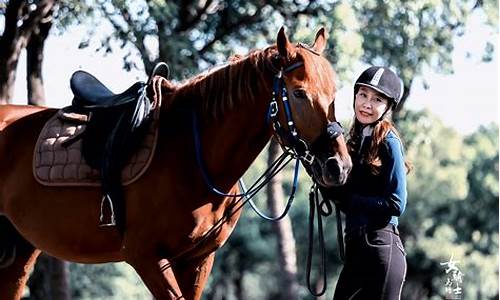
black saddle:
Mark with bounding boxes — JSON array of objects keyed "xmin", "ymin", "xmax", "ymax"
[
  {"xmin": 70, "ymin": 71, "xmax": 144, "ymax": 108},
  {"xmin": 62, "ymin": 63, "xmax": 169, "ymax": 227},
  {"xmin": 65, "ymin": 70, "xmax": 155, "ymax": 227}
]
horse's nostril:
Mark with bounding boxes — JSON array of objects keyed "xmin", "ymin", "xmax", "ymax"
[{"xmin": 326, "ymin": 158, "xmax": 341, "ymax": 178}]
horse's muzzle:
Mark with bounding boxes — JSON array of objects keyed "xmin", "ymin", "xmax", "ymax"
[
  {"xmin": 307, "ymin": 154, "xmax": 350, "ymax": 187},
  {"xmin": 323, "ymin": 156, "xmax": 351, "ymax": 186}
]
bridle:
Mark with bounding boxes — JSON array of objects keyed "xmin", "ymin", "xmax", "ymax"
[
  {"xmin": 266, "ymin": 57, "xmax": 345, "ymax": 173},
  {"xmin": 267, "ymin": 61, "xmax": 316, "ymax": 166}
]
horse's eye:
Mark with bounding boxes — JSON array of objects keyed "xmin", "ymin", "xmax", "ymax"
[{"xmin": 293, "ymin": 89, "xmax": 307, "ymax": 99}]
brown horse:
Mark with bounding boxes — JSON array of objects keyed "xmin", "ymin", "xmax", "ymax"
[{"xmin": 0, "ymin": 28, "xmax": 351, "ymax": 299}]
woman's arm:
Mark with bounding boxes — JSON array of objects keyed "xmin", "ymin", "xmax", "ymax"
[{"xmin": 348, "ymin": 136, "xmax": 407, "ymax": 216}]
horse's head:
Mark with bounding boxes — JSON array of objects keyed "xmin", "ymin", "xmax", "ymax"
[{"xmin": 269, "ymin": 27, "xmax": 352, "ymax": 187}]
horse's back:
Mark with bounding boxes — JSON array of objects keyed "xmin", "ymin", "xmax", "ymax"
[
  {"xmin": 0, "ymin": 105, "xmax": 55, "ymax": 169},
  {"xmin": 0, "ymin": 104, "xmax": 48, "ymax": 131}
]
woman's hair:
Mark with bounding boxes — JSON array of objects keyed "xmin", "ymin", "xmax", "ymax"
[{"xmin": 347, "ymin": 114, "xmax": 412, "ymax": 175}]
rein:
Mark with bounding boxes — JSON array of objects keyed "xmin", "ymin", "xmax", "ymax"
[
  {"xmin": 159, "ymin": 149, "xmax": 294, "ymax": 272},
  {"xmin": 305, "ymin": 183, "xmax": 346, "ymax": 297},
  {"xmin": 241, "ymin": 158, "xmax": 300, "ymax": 221}
]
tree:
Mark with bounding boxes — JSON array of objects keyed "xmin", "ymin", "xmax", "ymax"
[
  {"xmin": 60, "ymin": 1, "xmax": 494, "ymax": 110},
  {"xmin": 26, "ymin": 4, "xmax": 54, "ymax": 105},
  {"xmin": 28, "ymin": 253, "xmax": 71, "ymax": 300},
  {"xmin": 0, "ymin": 0, "xmax": 57, "ymax": 104},
  {"xmin": 56, "ymin": 1, "xmax": 364, "ymax": 78},
  {"xmin": 266, "ymin": 139, "xmax": 300, "ymax": 300}
]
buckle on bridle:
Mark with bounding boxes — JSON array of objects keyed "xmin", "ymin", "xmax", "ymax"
[
  {"xmin": 275, "ymin": 69, "xmax": 283, "ymax": 79},
  {"xmin": 292, "ymin": 139, "xmax": 315, "ymax": 165},
  {"xmin": 300, "ymin": 151, "xmax": 315, "ymax": 165},
  {"xmin": 269, "ymin": 101, "xmax": 278, "ymax": 117}
]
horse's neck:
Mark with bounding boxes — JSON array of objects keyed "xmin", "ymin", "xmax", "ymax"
[{"xmin": 200, "ymin": 81, "xmax": 273, "ymax": 192}]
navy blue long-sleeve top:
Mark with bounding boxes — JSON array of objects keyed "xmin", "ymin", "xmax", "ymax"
[{"xmin": 337, "ymin": 128, "xmax": 407, "ymax": 230}]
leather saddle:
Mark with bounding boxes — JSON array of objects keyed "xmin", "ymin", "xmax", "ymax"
[
  {"xmin": 58, "ymin": 63, "xmax": 170, "ymax": 227},
  {"xmin": 68, "ymin": 70, "xmax": 153, "ymax": 170},
  {"xmin": 71, "ymin": 71, "xmax": 145, "ymax": 107},
  {"xmin": 63, "ymin": 70, "xmax": 155, "ymax": 227}
]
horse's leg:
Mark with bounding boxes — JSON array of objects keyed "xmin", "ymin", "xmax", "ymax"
[
  {"xmin": 174, "ymin": 253, "xmax": 215, "ymax": 300},
  {"xmin": 0, "ymin": 234, "xmax": 40, "ymax": 300},
  {"xmin": 129, "ymin": 256, "xmax": 185, "ymax": 299}
]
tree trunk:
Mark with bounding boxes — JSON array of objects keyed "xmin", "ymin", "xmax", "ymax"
[
  {"xmin": 27, "ymin": 254, "xmax": 51, "ymax": 299},
  {"xmin": 27, "ymin": 13, "xmax": 53, "ymax": 105},
  {"xmin": 266, "ymin": 139, "xmax": 300, "ymax": 300},
  {"xmin": 234, "ymin": 262, "xmax": 244, "ymax": 300},
  {"xmin": 0, "ymin": 0, "xmax": 57, "ymax": 104},
  {"xmin": 50, "ymin": 257, "xmax": 71, "ymax": 300},
  {"xmin": 0, "ymin": 38, "xmax": 25, "ymax": 104},
  {"xmin": 28, "ymin": 253, "xmax": 71, "ymax": 300}
]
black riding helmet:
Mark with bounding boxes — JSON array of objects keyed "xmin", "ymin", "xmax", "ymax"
[{"xmin": 354, "ymin": 66, "xmax": 403, "ymax": 108}]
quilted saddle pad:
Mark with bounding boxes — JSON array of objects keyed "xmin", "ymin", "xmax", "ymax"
[{"xmin": 33, "ymin": 106, "xmax": 159, "ymax": 187}]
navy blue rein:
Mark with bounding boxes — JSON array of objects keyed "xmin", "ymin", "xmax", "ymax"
[{"xmin": 192, "ymin": 106, "xmax": 296, "ymax": 199}]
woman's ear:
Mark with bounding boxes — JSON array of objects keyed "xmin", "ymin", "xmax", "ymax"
[{"xmin": 311, "ymin": 27, "xmax": 327, "ymax": 54}]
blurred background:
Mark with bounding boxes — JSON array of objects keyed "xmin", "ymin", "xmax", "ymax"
[{"xmin": 0, "ymin": 0, "xmax": 498, "ymax": 299}]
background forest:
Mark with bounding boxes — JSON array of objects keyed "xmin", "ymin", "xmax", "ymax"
[{"xmin": 0, "ymin": 0, "xmax": 498, "ymax": 299}]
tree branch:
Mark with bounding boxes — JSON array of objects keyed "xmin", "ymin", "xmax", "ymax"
[
  {"xmin": 199, "ymin": 6, "xmax": 264, "ymax": 55},
  {"xmin": 18, "ymin": 0, "xmax": 57, "ymax": 38},
  {"xmin": 177, "ymin": 0, "xmax": 214, "ymax": 32},
  {"xmin": 100, "ymin": 2, "xmax": 153, "ymax": 72}
]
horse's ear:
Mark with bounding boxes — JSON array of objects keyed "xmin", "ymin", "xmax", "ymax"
[
  {"xmin": 312, "ymin": 27, "xmax": 327, "ymax": 54},
  {"xmin": 277, "ymin": 26, "xmax": 294, "ymax": 60}
]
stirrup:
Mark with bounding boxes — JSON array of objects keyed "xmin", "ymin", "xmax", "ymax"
[{"xmin": 99, "ymin": 194, "xmax": 116, "ymax": 227}]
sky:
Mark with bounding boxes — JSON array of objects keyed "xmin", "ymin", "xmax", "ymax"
[{"xmin": 11, "ymin": 10, "xmax": 498, "ymax": 135}]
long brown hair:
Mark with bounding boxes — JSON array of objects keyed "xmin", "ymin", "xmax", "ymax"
[{"xmin": 347, "ymin": 116, "xmax": 412, "ymax": 175}]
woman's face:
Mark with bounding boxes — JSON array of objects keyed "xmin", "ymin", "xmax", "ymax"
[{"xmin": 354, "ymin": 86, "xmax": 390, "ymax": 125}]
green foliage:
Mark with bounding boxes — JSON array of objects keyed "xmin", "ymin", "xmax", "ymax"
[
  {"xmin": 45, "ymin": 0, "xmax": 496, "ymax": 114},
  {"xmin": 397, "ymin": 110, "xmax": 498, "ymax": 299},
  {"xmin": 352, "ymin": 0, "xmax": 472, "ymax": 83}
]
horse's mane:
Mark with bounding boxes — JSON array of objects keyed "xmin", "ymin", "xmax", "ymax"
[
  {"xmin": 156, "ymin": 43, "xmax": 335, "ymax": 121},
  {"xmin": 165, "ymin": 48, "xmax": 274, "ymax": 120}
]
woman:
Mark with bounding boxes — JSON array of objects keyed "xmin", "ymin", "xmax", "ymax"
[{"xmin": 326, "ymin": 66, "xmax": 410, "ymax": 300}]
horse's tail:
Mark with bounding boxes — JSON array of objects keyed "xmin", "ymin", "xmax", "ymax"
[{"xmin": 0, "ymin": 216, "xmax": 17, "ymax": 268}]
